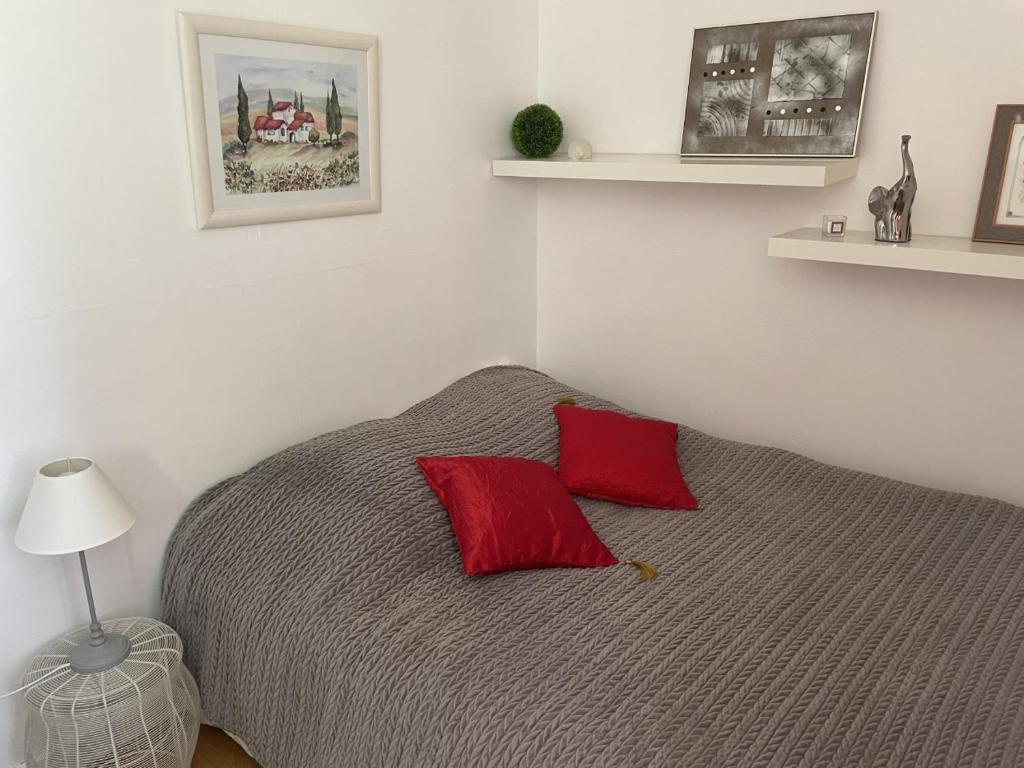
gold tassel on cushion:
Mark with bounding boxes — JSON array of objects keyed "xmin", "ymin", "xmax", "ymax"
[
  {"xmin": 556, "ymin": 396, "xmax": 577, "ymax": 405},
  {"xmin": 623, "ymin": 560, "xmax": 659, "ymax": 582}
]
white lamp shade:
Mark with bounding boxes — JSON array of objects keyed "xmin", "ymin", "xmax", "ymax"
[{"xmin": 15, "ymin": 458, "xmax": 136, "ymax": 555}]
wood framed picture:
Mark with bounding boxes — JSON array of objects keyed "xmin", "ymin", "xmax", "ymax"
[
  {"xmin": 680, "ymin": 12, "xmax": 877, "ymax": 157},
  {"xmin": 177, "ymin": 13, "xmax": 381, "ymax": 230},
  {"xmin": 974, "ymin": 105, "xmax": 1024, "ymax": 245}
]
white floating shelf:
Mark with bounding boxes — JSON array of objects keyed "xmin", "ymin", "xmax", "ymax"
[
  {"xmin": 492, "ymin": 153, "xmax": 858, "ymax": 187},
  {"xmin": 769, "ymin": 228, "xmax": 1024, "ymax": 280}
]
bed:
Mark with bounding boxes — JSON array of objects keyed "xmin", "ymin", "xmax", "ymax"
[{"xmin": 162, "ymin": 366, "xmax": 1024, "ymax": 767}]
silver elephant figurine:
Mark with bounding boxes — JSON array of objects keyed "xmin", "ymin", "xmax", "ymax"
[{"xmin": 868, "ymin": 135, "xmax": 917, "ymax": 243}]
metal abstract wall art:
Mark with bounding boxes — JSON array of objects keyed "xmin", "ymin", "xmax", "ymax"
[{"xmin": 681, "ymin": 12, "xmax": 877, "ymax": 157}]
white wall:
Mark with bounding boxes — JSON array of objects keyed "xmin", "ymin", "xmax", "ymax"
[
  {"xmin": 0, "ymin": 1, "xmax": 537, "ymax": 762},
  {"xmin": 537, "ymin": 0, "xmax": 1024, "ymax": 506}
]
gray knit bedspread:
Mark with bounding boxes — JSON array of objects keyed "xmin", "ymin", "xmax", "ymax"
[{"xmin": 162, "ymin": 366, "xmax": 1024, "ymax": 767}]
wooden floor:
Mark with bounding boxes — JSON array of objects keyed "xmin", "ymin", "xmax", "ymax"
[{"xmin": 193, "ymin": 725, "xmax": 261, "ymax": 768}]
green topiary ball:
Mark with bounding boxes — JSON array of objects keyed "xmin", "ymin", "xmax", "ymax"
[{"xmin": 511, "ymin": 104, "xmax": 564, "ymax": 158}]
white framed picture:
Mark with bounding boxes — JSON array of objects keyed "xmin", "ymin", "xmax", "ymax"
[{"xmin": 177, "ymin": 13, "xmax": 381, "ymax": 229}]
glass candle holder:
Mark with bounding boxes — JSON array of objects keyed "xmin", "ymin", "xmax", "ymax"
[{"xmin": 822, "ymin": 215, "xmax": 847, "ymax": 238}]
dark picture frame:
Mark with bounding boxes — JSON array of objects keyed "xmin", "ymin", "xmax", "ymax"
[
  {"xmin": 973, "ymin": 105, "xmax": 1024, "ymax": 245},
  {"xmin": 680, "ymin": 12, "xmax": 877, "ymax": 157}
]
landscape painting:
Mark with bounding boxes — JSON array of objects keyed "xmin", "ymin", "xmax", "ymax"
[
  {"xmin": 216, "ymin": 53, "xmax": 361, "ymax": 195},
  {"xmin": 178, "ymin": 13, "xmax": 380, "ymax": 229}
]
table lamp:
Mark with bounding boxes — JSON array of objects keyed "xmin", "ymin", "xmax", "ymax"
[{"xmin": 15, "ymin": 457, "xmax": 136, "ymax": 674}]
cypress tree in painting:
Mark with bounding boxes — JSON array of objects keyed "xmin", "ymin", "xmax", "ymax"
[
  {"xmin": 299, "ymin": 92, "xmax": 304, "ymax": 112},
  {"xmin": 293, "ymin": 90, "xmax": 300, "ymax": 108},
  {"xmin": 327, "ymin": 78, "xmax": 341, "ymax": 142},
  {"xmin": 236, "ymin": 75, "xmax": 251, "ymax": 153},
  {"xmin": 326, "ymin": 86, "xmax": 335, "ymax": 141},
  {"xmin": 266, "ymin": 89, "xmax": 273, "ymax": 116},
  {"xmin": 325, "ymin": 90, "xmax": 332, "ymax": 140}
]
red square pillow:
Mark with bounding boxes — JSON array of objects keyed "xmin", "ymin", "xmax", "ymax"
[
  {"xmin": 554, "ymin": 404, "xmax": 698, "ymax": 510},
  {"xmin": 416, "ymin": 456, "xmax": 618, "ymax": 575}
]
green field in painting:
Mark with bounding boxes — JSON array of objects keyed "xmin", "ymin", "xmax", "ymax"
[
  {"xmin": 218, "ymin": 113, "xmax": 359, "ymax": 169},
  {"xmin": 218, "ymin": 109, "xmax": 361, "ymax": 194}
]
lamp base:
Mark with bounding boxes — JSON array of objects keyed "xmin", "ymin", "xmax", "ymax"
[{"xmin": 70, "ymin": 633, "xmax": 131, "ymax": 674}]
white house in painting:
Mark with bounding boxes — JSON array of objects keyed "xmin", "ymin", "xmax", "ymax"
[
  {"xmin": 254, "ymin": 101, "xmax": 315, "ymax": 144},
  {"xmin": 288, "ymin": 112, "xmax": 315, "ymax": 142},
  {"xmin": 253, "ymin": 116, "xmax": 286, "ymax": 142},
  {"xmin": 271, "ymin": 101, "xmax": 296, "ymax": 125}
]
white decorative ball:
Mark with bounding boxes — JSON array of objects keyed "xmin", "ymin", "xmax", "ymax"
[{"xmin": 567, "ymin": 139, "xmax": 593, "ymax": 161}]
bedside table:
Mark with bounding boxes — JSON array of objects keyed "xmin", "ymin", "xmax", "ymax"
[{"xmin": 21, "ymin": 617, "xmax": 201, "ymax": 768}]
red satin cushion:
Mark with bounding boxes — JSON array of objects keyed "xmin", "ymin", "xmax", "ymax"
[
  {"xmin": 416, "ymin": 456, "xmax": 618, "ymax": 575},
  {"xmin": 554, "ymin": 404, "xmax": 699, "ymax": 510}
]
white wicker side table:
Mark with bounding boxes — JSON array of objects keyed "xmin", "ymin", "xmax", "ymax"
[{"xmin": 21, "ymin": 617, "xmax": 200, "ymax": 768}]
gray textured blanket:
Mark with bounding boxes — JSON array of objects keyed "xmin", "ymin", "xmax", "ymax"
[{"xmin": 162, "ymin": 366, "xmax": 1024, "ymax": 767}]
